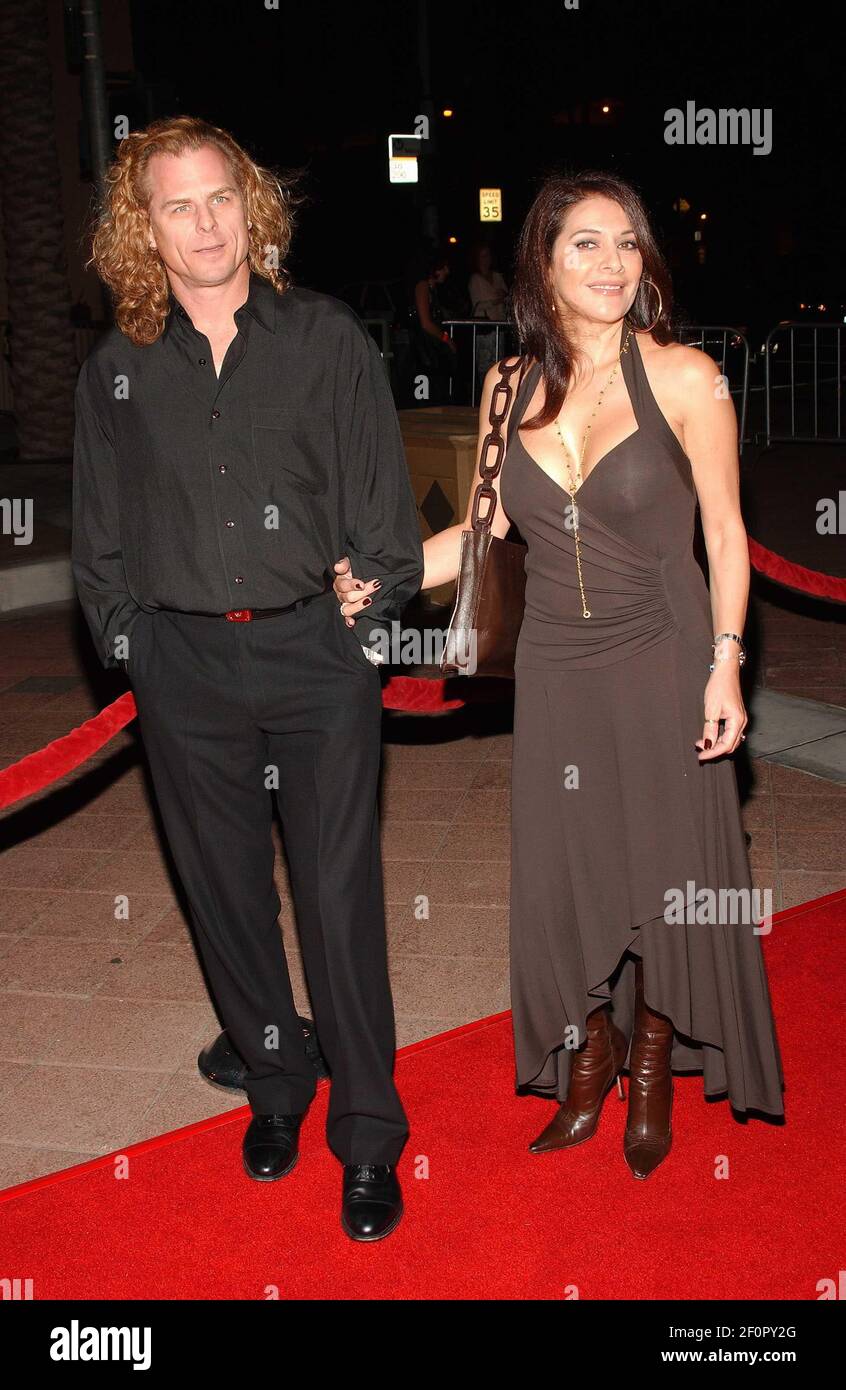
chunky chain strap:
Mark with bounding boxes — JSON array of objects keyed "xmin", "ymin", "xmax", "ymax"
[{"xmin": 469, "ymin": 356, "xmax": 527, "ymax": 533}]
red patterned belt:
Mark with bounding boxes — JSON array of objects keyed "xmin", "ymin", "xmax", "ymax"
[
  {"xmin": 175, "ymin": 592, "xmax": 327, "ymax": 622},
  {"xmin": 223, "ymin": 608, "xmax": 288, "ymax": 622}
]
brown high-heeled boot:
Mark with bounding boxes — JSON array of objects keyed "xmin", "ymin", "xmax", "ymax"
[
  {"xmin": 623, "ymin": 958, "xmax": 674, "ymax": 1179},
  {"xmin": 528, "ymin": 1004, "xmax": 627, "ymax": 1153}
]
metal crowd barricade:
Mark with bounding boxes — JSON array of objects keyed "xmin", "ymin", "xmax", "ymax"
[
  {"xmin": 444, "ymin": 320, "xmax": 752, "ymax": 449},
  {"xmin": 764, "ymin": 321, "xmax": 844, "ymax": 445},
  {"xmin": 442, "ymin": 320, "xmax": 519, "ymax": 406},
  {"xmin": 361, "ymin": 316, "xmax": 393, "ymax": 366}
]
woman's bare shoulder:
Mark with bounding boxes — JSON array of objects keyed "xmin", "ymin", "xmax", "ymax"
[
  {"xmin": 489, "ymin": 352, "xmax": 525, "ymax": 371},
  {"xmin": 481, "ymin": 353, "xmax": 530, "ymax": 393},
  {"xmin": 636, "ymin": 334, "xmax": 724, "ymax": 414},
  {"xmin": 638, "ymin": 334, "xmax": 719, "ymax": 381}
]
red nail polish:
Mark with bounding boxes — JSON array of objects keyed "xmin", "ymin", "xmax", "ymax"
[
  {"xmin": 704, "ymin": 738, "xmax": 712, "ymax": 749},
  {"xmin": 363, "ymin": 597, "xmax": 372, "ymax": 606}
]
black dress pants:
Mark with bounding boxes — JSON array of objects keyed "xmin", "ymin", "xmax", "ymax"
[{"xmin": 127, "ymin": 589, "xmax": 408, "ymax": 1166}]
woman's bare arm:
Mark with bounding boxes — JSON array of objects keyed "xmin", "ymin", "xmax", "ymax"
[
  {"xmin": 414, "ymin": 279, "xmax": 443, "ymax": 340},
  {"xmin": 675, "ymin": 346, "xmax": 750, "ymax": 760}
]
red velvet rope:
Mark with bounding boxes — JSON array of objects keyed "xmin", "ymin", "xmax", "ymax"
[
  {"xmin": 0, "ymin": 679, "xmax": 464, "ymax": 811},
  {"xmin": 1, "ymin": 538, "xmax": 842, "ymax": 813},
  {"xmin": 748, "ymin": 537, "xmax": 846, "ymax": 604},
  {"xmin": 381, "ymin": 674, "xmax": 465, "ymax": 713},
  {"xmin": 0, "ymin": 692, "xmax": 138, "ymax": 810}
]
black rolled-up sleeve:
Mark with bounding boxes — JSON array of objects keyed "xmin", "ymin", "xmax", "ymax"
[
  {"xmin": 71, "ymin": 359, "xmax": 143, "ymax": 670},
  {"xmin": 339, "ymin": 326, "xmax": 423, "ymax": 649}
]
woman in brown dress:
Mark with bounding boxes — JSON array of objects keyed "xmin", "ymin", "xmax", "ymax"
[{"xmin": 334, "ymin": 171, "xmax": 785, "ymax": 1178}]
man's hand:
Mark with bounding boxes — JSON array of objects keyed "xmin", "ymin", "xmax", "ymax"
[{"xmin": 332, "ymin": 556, "xmax": 382, "ymax": 627}]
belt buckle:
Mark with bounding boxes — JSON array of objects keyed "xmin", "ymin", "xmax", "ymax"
[{"xmin": 225, "ymin": 609, "xmax": 253, "ymax": 622}]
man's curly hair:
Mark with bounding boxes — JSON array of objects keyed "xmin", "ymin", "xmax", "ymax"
[{"xmin": 89, "ymin": 116, "xmax": 302, "ymax": 346}]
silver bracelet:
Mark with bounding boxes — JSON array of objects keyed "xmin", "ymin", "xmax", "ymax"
[{"xmin": 710, "ymin": 632, "xmax": 746, "ymax": 671}]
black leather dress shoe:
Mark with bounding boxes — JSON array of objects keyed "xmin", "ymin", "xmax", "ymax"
[
  {"xmin": 341, "ymin": 1164, "xmax": 403, "ymax": 1241},
  {"xmin": 242, "ymin": 1113, "xmax": 304, "ymax": 1181},
  {"xmin": 198, "ymin": 1020, "xmax": 329, "ymax": 1091}
]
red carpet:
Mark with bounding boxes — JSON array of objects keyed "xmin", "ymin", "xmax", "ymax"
[{"xmin": 2, "ymin": 890, "xmax": 844, "ymax": 1301}]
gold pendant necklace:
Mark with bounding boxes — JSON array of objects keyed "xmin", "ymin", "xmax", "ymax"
[{"xmin": 554, "ymin": 326, "xmax": 633, "ymax": 618}]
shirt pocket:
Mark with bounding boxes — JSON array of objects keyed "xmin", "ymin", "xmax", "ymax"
[{"xmin": 250, "ymin": 406, "xmax": 332, "ymax": 496}]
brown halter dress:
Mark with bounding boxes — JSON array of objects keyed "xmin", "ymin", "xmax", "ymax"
[{"xmin": 499, "ymin": 331, "xmax": 785, "ymax": 1116}]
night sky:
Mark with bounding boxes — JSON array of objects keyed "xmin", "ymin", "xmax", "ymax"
[{"xmin": 127, "ymin": 0, "xmax": 842, "ymax": 335}]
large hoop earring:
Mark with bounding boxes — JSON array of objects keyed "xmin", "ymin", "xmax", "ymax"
[{"xmin": 629, "ymin": 276, "xmax": 663, "ymax": 334}]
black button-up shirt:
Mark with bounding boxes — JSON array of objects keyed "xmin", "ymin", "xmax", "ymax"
[{"xmin": 71, "ymin": 272, "xmax": 423, "ymax": 668}]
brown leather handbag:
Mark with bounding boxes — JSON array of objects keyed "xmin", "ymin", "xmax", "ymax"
[{"xmin": 440, "ymin": 355, "xmax": 528, "ymax": 678}]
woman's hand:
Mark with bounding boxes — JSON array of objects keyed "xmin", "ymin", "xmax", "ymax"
[
  {"xmin": 695, "ymin": 665, "xmax": 748, "ymax": 760},
  {"xmin": 332, "ymin": 556, "xmax": 381, "ymax": 627}
]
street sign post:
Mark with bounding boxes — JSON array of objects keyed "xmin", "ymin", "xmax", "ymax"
[
  {"xmin": 479, "ymin": 188, "xmax": 503, "ymax": 222},
  {"xmin": 388, "ymin": 133, "xmax": 431, "ymax": 184}
]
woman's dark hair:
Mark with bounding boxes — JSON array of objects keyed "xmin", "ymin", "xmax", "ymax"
[
  {"xmin": 418, "ymin": 243, "xmax": 451, "ymax": 279},
  {"xmin": 512, "ymin": 170, "xmax": 674, "ymax": 428}
]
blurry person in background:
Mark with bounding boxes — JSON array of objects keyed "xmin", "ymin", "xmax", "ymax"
[
  {"xmin": 407, "ymin": 244, "xmax": 457, "ymax": 405},
  {"xmin": 468, "ymin": 240, "xmax": 510, "ymax": 393}
]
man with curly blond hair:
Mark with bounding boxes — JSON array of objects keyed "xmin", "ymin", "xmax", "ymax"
[{"xmin": 72, "ymin": 117, "xmax": 423, "ymax": 1242}]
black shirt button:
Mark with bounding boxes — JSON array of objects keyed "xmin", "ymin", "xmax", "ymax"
[
  {"xmin": 199, "ymin": 357, "xmax": 207, "ymax": 366},
  {"xmin": 234, "ymin": 575, "xmax": 244, "ymax": 583},
  {"xmin": 218, "ymin": 464, "xmax": 227, "ymax": 473},
  {"xmin": 211, "ymin": 409, "xmax": 220, "ymax": 420}
]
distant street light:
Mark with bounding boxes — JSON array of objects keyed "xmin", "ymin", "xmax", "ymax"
[{"xmin": 442, "ymin": 108, "xmax": 454, "ymax": 117}]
